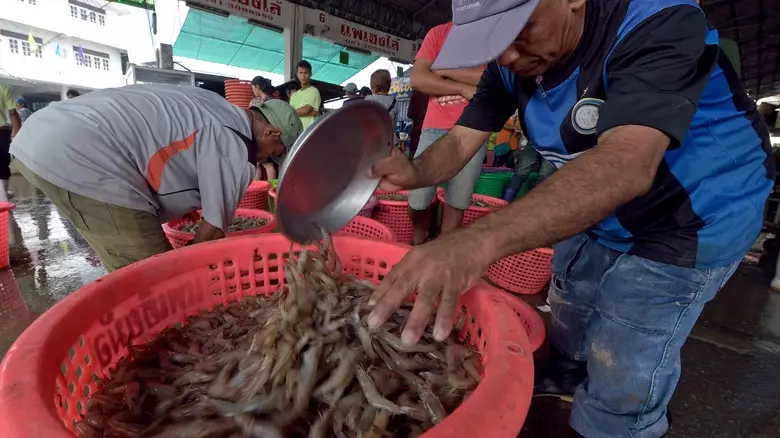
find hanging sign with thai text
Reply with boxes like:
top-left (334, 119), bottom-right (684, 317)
top-left (186, 0), bottom-right (292, 28)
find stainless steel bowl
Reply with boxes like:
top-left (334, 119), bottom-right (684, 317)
top-left (276, 100), bottom-right (394, 243)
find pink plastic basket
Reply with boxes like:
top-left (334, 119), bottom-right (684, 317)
top-left (336, 215), bottom-right (395, 241)
top-left (373, 189), bottom-right (414, 244)
top-left (162, 208), bottom-right (277, 249)
top-left (0, 235), bottom-right (534, 438)
top-left (0, 202), bottom-right (14, 269)
top-left (268, 188), bottom-right (277, 213)
top-left (502, 292), bottom-right (546, 352)
top-left (237, 180), bottom-right (271, 210)
top-left (487, 248), bottom-right (554, 295)
top-left (437, 192), bottom-right (507, 227)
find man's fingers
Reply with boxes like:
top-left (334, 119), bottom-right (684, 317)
top-left (433, 285), bottom-right (459, 341)
top-left (368, 267), bottom-right (414, 330)
top-left (401, 283), bottom-right (439, 345)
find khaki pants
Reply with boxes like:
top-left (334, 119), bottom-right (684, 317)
top-left (16, 161), bottom-right (172, 272)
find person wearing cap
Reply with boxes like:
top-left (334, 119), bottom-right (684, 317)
top-left (0, 84), bottom-right (20, 203)
top-left (368, 1), bottom-right (773, 437)
top-left (11, 84), bottom-right (302, 272)
top-left (342, 82), bottom-right (363, 106)
top-left (15, 98), bottom-right (32, 125)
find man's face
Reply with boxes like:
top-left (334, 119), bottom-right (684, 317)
top-left (297, 67), bottom-right (311, 86)
top-left (256, 127), bottom-right (286, 160)
top-left (497, 0), bottom-right (585, 77)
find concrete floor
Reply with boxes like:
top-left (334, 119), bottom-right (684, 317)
top-left (1, 175), bottom-right (780, 437)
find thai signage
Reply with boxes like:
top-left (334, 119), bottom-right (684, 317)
top-left (304, 9), bottom-right (420, 63)
top-left (184, 0), bottom-right (421, 63)
top-left (187, 0), bottom-right (292, 28)
top-left (109, 0), bottom-right (155, 10)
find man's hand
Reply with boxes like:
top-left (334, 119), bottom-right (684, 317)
top-left (370, 146), bottom-right (420, 191)
top-left (460, 84), bottom-right (477, 101)
top-left (367, 227), bottom-right (491, 344)
top-left (191, 219), bottom-right (225, 245)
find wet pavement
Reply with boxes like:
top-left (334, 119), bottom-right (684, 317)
top-left (1, 174), bottom-right (780, 436)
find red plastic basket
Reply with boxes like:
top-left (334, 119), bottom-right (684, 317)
top-left (487, 248), bottom-right (554, 295)
top-left (336, 215), bottom-right (395, 241)
top-left (268, 188), bottom-right (277, 213)
top-left (162, 208), bottom-right (277, 249)
top-left (373, 189), bottom-right (414, 244)
top-left (437, 192), bottom-right (507, 227)
top-left (0, 234), bottom-right (534, 438)
top-left (237, 180), bottom-right (271, 210)
top-left (0, 202), bottom-right (14, 269)
top-left (224, 80), bottom-right (254, 107)
top-left (501, 292), bottom-right (546, 352)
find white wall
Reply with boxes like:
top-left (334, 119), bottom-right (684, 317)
top-left (0, 19), bottom-right (126, 89)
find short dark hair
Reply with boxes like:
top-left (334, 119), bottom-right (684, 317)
top-left (370, 69), bottom-right (392, 93)
top-left (252, 76), bottom-right (268, 88)
top-left (297, 60), bottom-right (312, 72)
top-left (288, 79), bottom-right (301, 91)
top-left (66, 89), bottom-right (80, 98)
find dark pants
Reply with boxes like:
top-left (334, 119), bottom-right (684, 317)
top-left (0, 126), bottom-right (11, 180)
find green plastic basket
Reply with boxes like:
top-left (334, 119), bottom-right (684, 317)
top-left (474, 171), bottom-right (513, 198)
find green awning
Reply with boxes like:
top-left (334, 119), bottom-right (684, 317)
top-left (173, 10), bottom-right (379, 84)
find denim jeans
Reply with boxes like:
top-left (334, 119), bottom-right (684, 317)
top-left (549, 234), bottom-right (739, 438)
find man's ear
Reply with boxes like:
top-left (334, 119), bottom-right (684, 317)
top-left (263, 126), bottom-right (282, 139)
top-left (570, 0), bottom-right (586, 11)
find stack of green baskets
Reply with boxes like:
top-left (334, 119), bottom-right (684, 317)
top-left (474, 170), bottom-right (514, 198)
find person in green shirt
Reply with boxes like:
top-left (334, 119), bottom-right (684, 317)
top-left (0, 84), bottom-right (21, 202)
top-left (289, 60), bottom-right (321, 130)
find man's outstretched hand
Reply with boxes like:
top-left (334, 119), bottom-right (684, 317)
top-left (367, 229), bottom-right (492, 345)
top-left (370, 146), bottom-right (420, 192)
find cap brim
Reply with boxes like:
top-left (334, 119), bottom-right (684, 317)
top-left (432, 0), bottom-right (539, 70)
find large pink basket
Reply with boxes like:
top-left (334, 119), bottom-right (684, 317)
top-left (336, 215), bottom-right (395, 241)
top-left (237, 180), bottom-right (271, 210)
top-left (0, 202), bottom-right (14, 269)
top-left (162, 208), bottom-right (276, 249)
top-left (502, 292), bottom-right (546, 352)
top-left (373, 189), bottom-right (414, 244)
top-left (0, 235), bottom-right (534, 438)
top-left (487, 248), bottom-right (554, 295)
top-left (437, 192), bottom-right (507, 227)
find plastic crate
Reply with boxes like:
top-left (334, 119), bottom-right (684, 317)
top-left (502, 292), bottom-right (546, 352)
top-left (336, 215), bottom-right (395, 241)
top-left (474, 170), bottom-right (514, 198)
top-left (237, 180), bottom-right (271, 210)
top-left (487, 248), bottom-right (554, 295)
top-left (162, 208), bottom-right (276, 249)
top-left (0, 202), bottom-right (14, 269)
top-left (373, 190), bottom-right (414, 244)
top-left (437, 192), bottom-right (507, 227)
top-left (0, 234), bottom-right (534, 438)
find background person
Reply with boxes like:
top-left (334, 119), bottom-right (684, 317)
top-left (364, 69), bottom-right (400, 142)
top-left (11, 85), bottom-right (301, 272)
top-left (250, 76), bottom-right (279, 107)
top-left (0, 84), bottom-right (20, 202)
top-left (15, 98), bottom-right (32, 126)
top-left (65, 89), bottom-right (80, 99)
top-left (290, 60), bottom-right (321, 130)
top-left (407, 21), bottom-right (486, 244)
top-left (342, 82), bottom-right (363, 106)
top-left (367, 1), bottom-right (774, 437)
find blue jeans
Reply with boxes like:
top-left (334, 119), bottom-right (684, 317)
top-left (549, 234), bottom-right (739, 438)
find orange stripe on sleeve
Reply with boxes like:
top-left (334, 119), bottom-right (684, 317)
top-left (146, 130), bottom-right (198, 192)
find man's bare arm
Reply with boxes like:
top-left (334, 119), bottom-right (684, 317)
top-left (295, 105), bottom-right (315, 117)
top-left (434, 67), bottom-right (484, 86)
top-left (191, 220), bottom-right (226, 245)
top-left (411, 58), bottom-right (474, 98)
top-left (412, 125), bottom-right (491, 186)
top-left (467, 125), bottom-right (669, 260)
top-left (9, 109), bottom-right (20, 137)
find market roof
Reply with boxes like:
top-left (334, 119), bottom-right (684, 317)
top-left (288, 0), bottom-right (780, 98)
top-left (173, 10), bottom-right (380, 85)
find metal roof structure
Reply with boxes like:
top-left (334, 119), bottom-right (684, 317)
top-left (286, 0), bottom-right (780, 98)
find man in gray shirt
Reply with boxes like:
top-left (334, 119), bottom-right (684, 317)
top-left (11, 84), bottom-right (302, 271)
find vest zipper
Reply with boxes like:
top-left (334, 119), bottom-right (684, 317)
top-left (535, 75), bottom-right (547, 99)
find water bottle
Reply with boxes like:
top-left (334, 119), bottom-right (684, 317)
top-left (503, 174), bottom-right (525, 201)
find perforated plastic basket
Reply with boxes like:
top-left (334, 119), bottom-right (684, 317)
top-left (487, 248), bottom-right (554, 295)
top-left (0, 202), bottom-right (14, 269)
top-left (0, 235), bottom-right (534, 438)
top-left (373, 190), bottom-right (414, 244)
top-left (437, 192), bottom-right (507, 227)
top-left (237, 180), bottom-right (271, 210)
top-left (336, 215), bottom-right (395, 241)
top-left (268, 188), bottom-right (277, 213)
top-left (162, 208), bottom-right (277, 249)
top-left (501, 292), bottom-right (546, 352)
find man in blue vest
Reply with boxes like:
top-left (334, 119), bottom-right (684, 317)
top-left (367, 0), bottom-right (774, 437)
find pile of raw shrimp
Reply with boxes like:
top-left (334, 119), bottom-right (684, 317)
top-left (76, 232), bottom-right (481, 438)
top-left (179, 217), bottom-right (269, 234)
